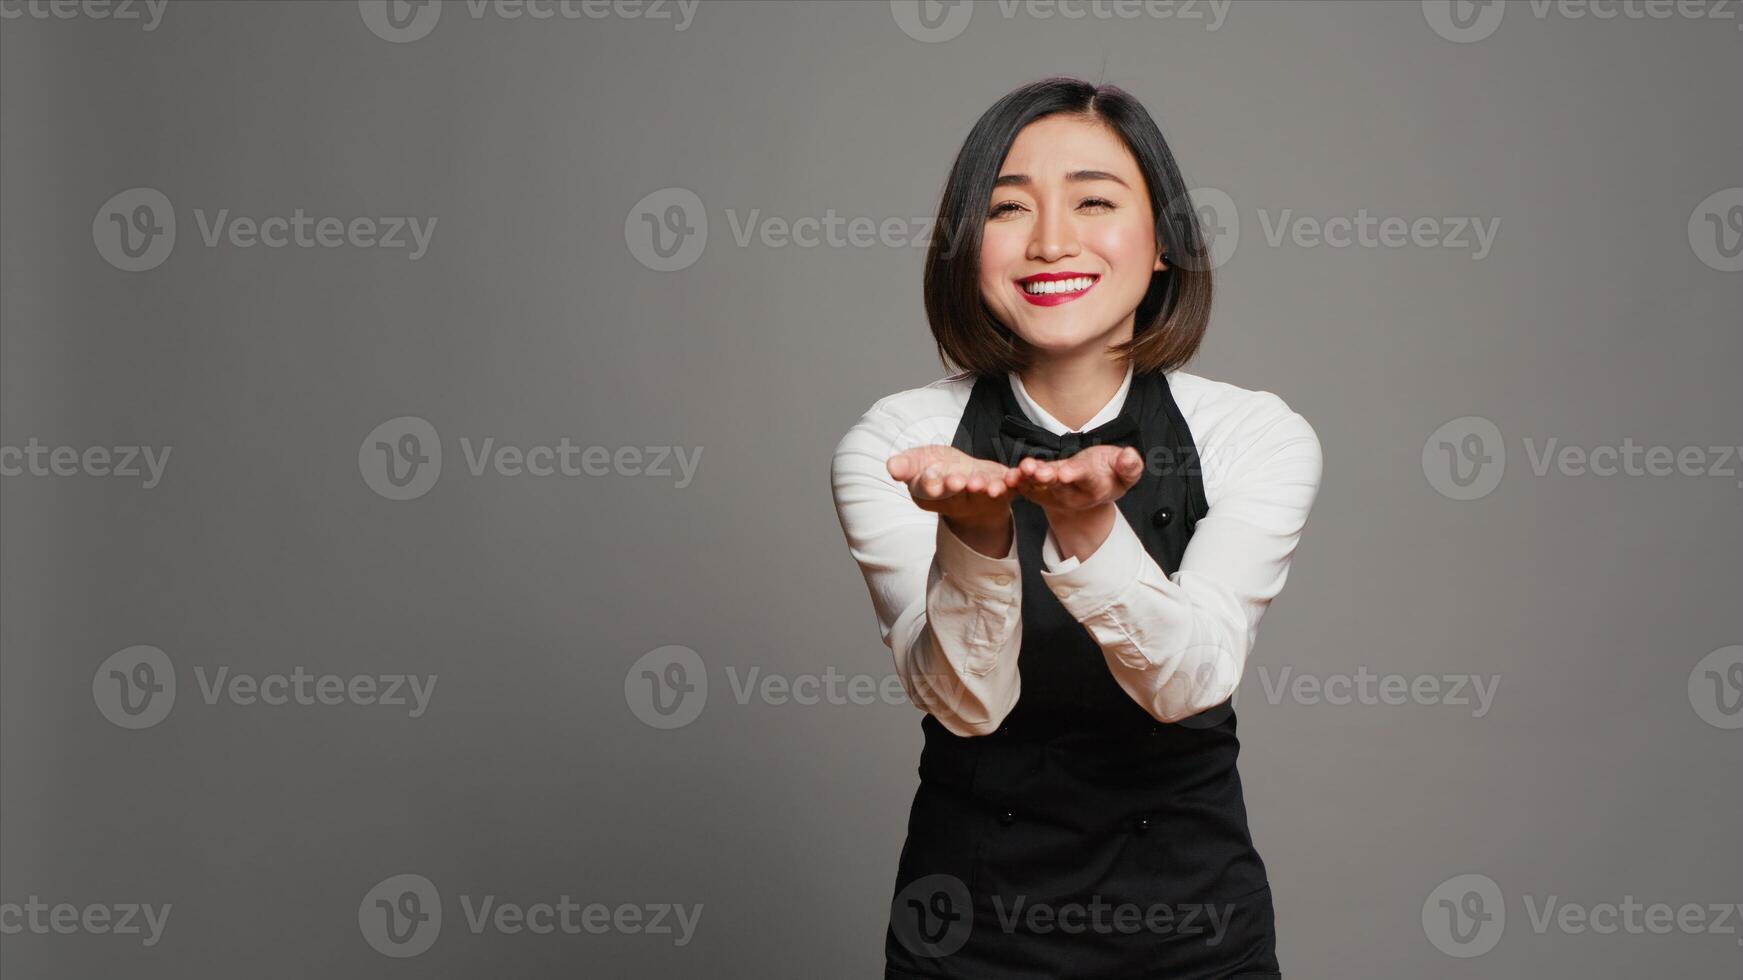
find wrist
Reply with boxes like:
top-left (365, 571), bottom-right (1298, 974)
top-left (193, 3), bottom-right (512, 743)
top-left (1044, 502), bottom-right (1117, 561)
top-left (943, 509), bottom-right (1014, 559)
top-left (944, 505), bottom-right (1011, 535)
top-left (1042, 499), bottom-right (1114, 526)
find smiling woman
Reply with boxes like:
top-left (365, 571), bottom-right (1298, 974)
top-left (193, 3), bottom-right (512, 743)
top-left (830, 77), bottom-right (1322, 979)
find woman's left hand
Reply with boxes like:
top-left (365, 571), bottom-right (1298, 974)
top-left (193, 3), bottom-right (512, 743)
top-left (1006, 445), bottom-right (1145, 515)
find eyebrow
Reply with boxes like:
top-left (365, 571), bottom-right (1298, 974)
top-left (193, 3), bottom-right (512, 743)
top-left (992, 170), bottom-right (1131, 190)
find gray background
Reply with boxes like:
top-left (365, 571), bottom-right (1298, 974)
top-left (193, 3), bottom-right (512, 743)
top-left (3, 0), bottom-right (1740, 976)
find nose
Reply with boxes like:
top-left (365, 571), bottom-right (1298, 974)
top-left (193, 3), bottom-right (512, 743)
top-left (1026, 197), bottom-right (1081, 264)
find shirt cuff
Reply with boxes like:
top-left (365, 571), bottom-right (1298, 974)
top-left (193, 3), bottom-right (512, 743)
top-left (935, 517), bottom-right (1021, 597)
top-left (1039, 507), bottom-right (1145, 617)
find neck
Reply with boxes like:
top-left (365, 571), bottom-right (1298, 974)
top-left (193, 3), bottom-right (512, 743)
top-left (1017, 349), bottom-right (1129, 431)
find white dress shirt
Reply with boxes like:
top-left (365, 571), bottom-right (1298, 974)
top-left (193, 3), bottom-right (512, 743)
top-left (829, 363), bottom-right (1323, 737)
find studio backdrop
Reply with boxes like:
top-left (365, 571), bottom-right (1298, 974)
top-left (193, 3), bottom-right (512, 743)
top-left (2, 1), bottom-right (1739, 977)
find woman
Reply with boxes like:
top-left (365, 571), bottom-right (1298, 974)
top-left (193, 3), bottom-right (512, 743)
top-left (830, 77), bottom-right (1322, 978)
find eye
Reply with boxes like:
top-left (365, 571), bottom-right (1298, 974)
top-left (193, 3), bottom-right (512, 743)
top-left (986, 197), bottom-right (1116, 219)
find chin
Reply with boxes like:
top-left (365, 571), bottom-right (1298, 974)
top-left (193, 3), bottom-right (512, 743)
top-left (1007, 316), bottom-right (1117, 352)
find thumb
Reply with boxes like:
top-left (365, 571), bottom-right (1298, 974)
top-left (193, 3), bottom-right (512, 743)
top-left (887, 449), bottom-right (925, 482)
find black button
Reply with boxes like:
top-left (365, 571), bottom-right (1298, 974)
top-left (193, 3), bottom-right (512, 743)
top-left (1133, 815), bottom-right (1151, 833)
top-left (997, 724), bottom-right (1011, 736)
top-left (998, 810), bottom-right (1015, 825)
top-left (1152, 507), bottom-right (1175, 528)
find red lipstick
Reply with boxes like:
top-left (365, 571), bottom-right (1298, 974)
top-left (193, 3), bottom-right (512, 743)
top-left (1015, 271), bottom-right (1099, 307)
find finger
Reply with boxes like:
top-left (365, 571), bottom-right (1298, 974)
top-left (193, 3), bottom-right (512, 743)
top-left (1119, 448), bottom-right (1144, 482)
top-left (886, 452), bottom-right (914, 482)
top-left (921, 465), bottom-right (945, 498)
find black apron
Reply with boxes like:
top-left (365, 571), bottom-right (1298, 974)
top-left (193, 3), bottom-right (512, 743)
top-left (884, 369), bottom-right (1281, 979)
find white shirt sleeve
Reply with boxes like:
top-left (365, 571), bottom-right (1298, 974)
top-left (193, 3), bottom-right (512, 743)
top-left (1037, 402), bottom-right (1323, 723)
top-left (830, 402), bottom-right (1024, 737)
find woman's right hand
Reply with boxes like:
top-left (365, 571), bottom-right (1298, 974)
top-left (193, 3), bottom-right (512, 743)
top-left (887, 445), bottom-right (1017, 557)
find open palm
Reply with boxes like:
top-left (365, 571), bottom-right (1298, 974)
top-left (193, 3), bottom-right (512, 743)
top-left (1008, 444), bottom-right (1145, 514)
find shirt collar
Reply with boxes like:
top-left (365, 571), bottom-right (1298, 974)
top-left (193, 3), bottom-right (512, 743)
top-left (1006, 360), bottom-right (1135, 436)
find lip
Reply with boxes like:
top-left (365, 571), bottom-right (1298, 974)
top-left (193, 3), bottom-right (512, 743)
top-left (1015, 271), bottom-right (1100, 307)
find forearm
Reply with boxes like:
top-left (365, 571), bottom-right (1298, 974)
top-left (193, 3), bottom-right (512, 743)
top-left (901, 516), bottom-right (1024, 734)
top-left (1038, 507), bottom-right (1247, 722)
top-left (1032, 403), bottom-right (1324, 723)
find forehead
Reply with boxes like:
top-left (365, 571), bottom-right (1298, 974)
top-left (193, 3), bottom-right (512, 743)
top-left (998, 115), bottom-right (1138, 176)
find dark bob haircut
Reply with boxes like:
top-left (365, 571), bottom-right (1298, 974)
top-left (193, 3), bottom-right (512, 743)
top-left (923, 77), bottom-right (1212, 377)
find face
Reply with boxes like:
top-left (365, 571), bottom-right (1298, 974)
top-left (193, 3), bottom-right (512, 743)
top-left (978, 114), bottom-right (1165, 357)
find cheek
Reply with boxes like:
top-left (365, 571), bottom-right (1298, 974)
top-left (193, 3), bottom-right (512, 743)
top-left (1085, 219), bottom-right (1156, 271)
top-left (978, 226), bottom-right (1025, 293)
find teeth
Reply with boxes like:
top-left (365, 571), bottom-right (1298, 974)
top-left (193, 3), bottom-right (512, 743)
top-left (1022, 276), bottom-right (1095, 295)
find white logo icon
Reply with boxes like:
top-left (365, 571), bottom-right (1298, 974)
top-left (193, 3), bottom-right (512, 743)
top-left (1169, 187), bottom-right (1238, 272)
top-left (1423, 873), bottom-right (1505, 956)
top-left (1422, 0), bottom-right (1505, 43)
top-left (1423, 416), bottom-right (1505, 500)
top-left (360, 416), bottom-right (442, 500)
top-left (93, 188), bottom-right (175, 272)
top-left (1689, 645), bottom-right (1743, 730)
top-left (625, 188), bottom-right (707, 272)
top-left (359, 873), bottom-right (442, 957)
top-left (1688, 187), bottom-right (1743, 273)
top-left (890, 873), bottom-right (974, 957)
top-left (359, 0), bottom-right (442, 43)
top-left (93, 645), bottom-right (177, 729)
top-left (625, 645), bottom-right (707, 729)
top-left (890, 0), bottom-right (974, 43)
top-left (1174, 647), bottom-right (1241, 730)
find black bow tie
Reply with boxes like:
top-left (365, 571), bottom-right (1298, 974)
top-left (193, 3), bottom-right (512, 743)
top-left (995, 411), bottom-right (1142, 464)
